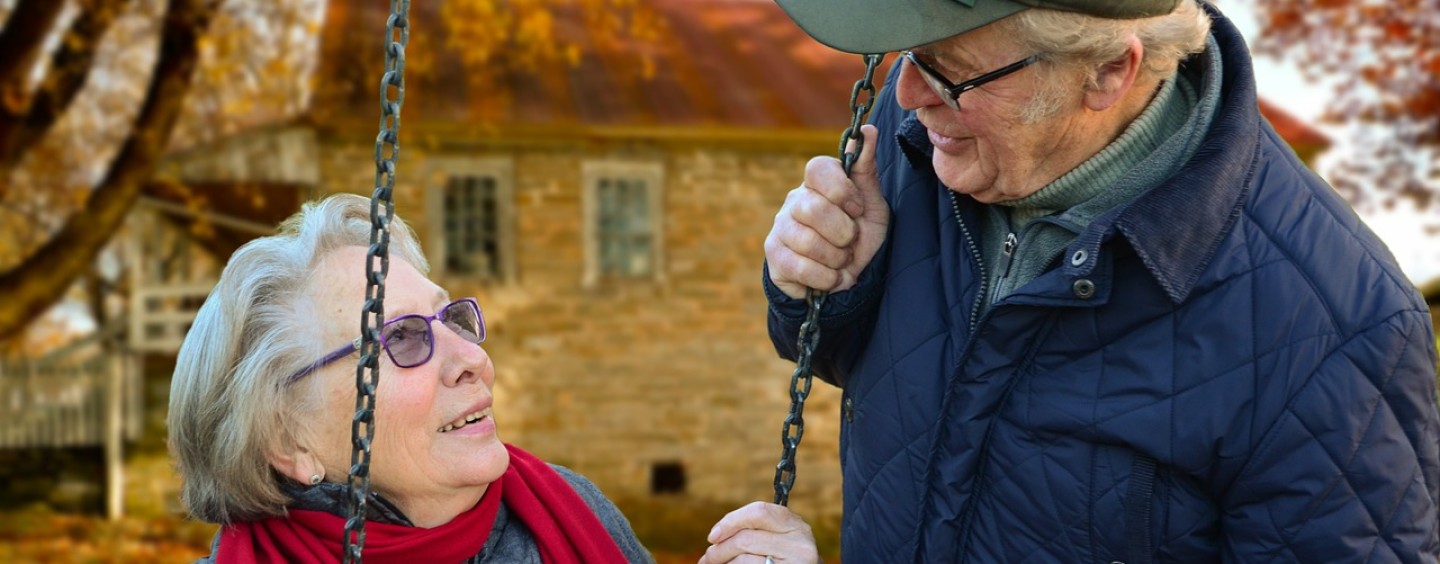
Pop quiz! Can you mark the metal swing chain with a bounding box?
[344,1,409,562]
[773,53,883,507]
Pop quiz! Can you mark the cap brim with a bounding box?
[775,0,1028,54]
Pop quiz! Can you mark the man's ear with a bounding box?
[1084,34,1144,112]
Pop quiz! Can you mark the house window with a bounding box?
[583,161,664,285]
[444,176,500,277]
[427,157,515,282]
[597,177,652,275]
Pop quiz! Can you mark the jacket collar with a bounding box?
[1101,3,1258,303]
[897,3,1259,304]
[280,479,414,526]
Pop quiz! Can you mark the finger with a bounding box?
[841,124,883,216]
[701,529,779,564]
[816,123,883,220]
[771,190,854,261]
[846,124,881,196]
[709,502,803,543]
[697,552,773,564]
[842,124,890,282]
[703,529,816,564]
[788,183,859,249]
[802,155,865,221]
[765,245,845,297]
[775,219,851,270]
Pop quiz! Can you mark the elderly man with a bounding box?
[701,1,1440,562]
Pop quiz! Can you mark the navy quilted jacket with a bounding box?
[765,6,1440,563]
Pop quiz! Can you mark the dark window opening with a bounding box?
[443,175,502,279]
[651,462,686,495]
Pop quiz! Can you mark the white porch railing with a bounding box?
[0,336,142,519]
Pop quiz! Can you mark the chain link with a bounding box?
[344,1,409,562]
[774,54,883,507]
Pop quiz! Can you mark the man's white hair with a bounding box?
[1003,0,1211,123]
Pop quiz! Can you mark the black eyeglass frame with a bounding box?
[903,51,1041,111]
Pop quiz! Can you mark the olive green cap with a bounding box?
[774,0,1181,54]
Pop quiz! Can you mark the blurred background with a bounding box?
[0,0,1433,562]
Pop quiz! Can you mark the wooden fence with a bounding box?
[0,335,141,519]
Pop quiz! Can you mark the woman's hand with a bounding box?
[698,501,820,564]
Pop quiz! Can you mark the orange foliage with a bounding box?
[435,0,668,73]
[1248,0,1439,209]
[0,0,315,345]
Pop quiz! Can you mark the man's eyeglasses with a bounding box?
[903,51,1041,112]
[287,298,486,384]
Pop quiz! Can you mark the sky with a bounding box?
[1224,2,1440,287]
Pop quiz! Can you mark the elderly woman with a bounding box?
[169,194,652,563]
[718,0,1440,562]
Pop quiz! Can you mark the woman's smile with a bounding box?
[438,406,495,435]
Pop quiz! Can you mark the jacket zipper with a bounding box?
[948,190,988,333]
[993,231,1018,304]
[912,190,991,563]
[1001,232,1018,277]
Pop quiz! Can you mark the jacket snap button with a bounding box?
[1070,249,1088,267]
[843,396,854,423]
[1073,279,1096,299]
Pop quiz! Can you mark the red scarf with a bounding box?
[217,444,628,563]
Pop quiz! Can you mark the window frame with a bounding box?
[424,156,517,284]
[581,159,666,287]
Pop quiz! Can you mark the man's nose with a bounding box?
[895,59,944,111]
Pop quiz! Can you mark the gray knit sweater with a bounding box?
[978,36,1223,311]
[195,464,654,563]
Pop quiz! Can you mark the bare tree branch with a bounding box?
[0,0,136,177]
[0,0,67,94]
[0,0,68,164]
[0,0,219,339]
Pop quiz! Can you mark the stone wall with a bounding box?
[316,137,846,521]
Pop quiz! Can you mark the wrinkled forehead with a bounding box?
[308,246,445,338]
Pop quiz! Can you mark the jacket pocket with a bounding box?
[1090,448,1222,563]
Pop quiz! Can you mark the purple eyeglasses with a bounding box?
[286,298,486,384]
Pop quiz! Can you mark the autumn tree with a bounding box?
[0,0,320,346]
[0,0,666,347]
[0,0,218,349]
[1247,0,1440,210]
[311,0,665,127]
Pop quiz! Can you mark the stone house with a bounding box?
[119,0,1341,529]
[301,0,876,520]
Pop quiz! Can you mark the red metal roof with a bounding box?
[1257,98,1330,149]
[314,0,1328,150]
[315,0,894,131]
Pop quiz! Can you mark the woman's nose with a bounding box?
[896,60,943,111]
[436,324,488,387]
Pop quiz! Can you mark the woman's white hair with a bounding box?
[168,193,428,524]
[1001,0,1212,122]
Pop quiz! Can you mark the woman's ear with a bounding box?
[1084,34,1144,112]
[268,443,324,485]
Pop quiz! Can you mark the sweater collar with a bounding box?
[1005,74,1192,226]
